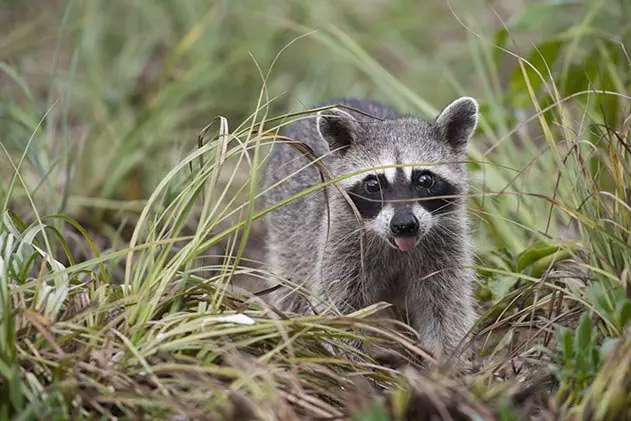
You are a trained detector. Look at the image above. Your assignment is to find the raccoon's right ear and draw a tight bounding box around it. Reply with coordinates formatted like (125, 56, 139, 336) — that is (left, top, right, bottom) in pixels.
(316, 108, 360, 154)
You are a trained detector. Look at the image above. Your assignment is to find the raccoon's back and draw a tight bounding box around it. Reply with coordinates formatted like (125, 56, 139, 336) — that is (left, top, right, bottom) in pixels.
(313, 97, 398, 121)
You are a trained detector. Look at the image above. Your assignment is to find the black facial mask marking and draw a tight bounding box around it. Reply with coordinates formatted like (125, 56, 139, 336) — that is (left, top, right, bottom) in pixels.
(346, 169, 459, 219)
(347, 173, 389, 219)
(411, 169, 459, 214)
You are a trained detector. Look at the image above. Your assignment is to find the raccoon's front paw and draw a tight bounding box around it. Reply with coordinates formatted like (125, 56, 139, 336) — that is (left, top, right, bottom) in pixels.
(370, 346, 408, 370)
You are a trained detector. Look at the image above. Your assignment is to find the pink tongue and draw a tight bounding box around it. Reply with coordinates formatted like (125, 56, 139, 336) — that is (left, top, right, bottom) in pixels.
(394, 237, 417, 252)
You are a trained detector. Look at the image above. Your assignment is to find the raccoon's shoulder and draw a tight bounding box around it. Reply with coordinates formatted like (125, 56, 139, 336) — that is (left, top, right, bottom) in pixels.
(314, 97, 399, 120)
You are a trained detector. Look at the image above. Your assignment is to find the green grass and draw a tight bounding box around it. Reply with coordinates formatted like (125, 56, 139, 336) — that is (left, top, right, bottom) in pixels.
(1, 0, 631, 419)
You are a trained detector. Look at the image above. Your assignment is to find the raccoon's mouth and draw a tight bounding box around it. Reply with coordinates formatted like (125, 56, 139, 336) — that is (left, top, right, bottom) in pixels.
(389, 236, 419, 252)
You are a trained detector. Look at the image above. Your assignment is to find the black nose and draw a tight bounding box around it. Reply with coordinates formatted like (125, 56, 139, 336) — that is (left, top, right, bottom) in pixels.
(390, 212, 419, 236)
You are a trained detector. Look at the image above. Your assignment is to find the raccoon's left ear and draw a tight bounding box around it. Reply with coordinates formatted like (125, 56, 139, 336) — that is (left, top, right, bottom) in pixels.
(316, 108, 360, 154)
(435, 97, 478, 154)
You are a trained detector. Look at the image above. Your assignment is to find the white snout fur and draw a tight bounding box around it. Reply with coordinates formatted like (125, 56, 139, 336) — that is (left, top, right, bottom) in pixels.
(366, 204, 434, 241)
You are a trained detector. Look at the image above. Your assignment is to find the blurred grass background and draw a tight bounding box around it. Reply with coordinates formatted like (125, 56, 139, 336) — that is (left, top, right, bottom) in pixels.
(2, 0, 624, 243)
(1, 0, 518, 210)
(2, 0, 631, 419)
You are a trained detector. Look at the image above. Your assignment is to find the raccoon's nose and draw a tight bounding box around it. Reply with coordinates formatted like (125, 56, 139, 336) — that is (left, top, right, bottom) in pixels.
(390, 213, 419, 236)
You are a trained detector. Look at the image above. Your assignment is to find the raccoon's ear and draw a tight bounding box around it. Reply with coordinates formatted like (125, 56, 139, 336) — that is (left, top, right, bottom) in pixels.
(316, 108, 360, 154)
(435, 97, 478, 153)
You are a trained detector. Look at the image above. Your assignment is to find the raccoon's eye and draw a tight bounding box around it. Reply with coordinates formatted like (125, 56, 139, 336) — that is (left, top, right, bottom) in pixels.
(414, 171, 434, 189)
(363, 177, 381, 194)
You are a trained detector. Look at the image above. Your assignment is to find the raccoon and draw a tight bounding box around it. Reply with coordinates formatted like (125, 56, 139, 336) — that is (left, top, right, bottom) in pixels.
(261, 96, 479, 360)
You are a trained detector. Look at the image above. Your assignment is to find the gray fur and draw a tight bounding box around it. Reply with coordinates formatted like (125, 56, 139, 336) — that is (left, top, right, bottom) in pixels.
(261, 97, 478, 361)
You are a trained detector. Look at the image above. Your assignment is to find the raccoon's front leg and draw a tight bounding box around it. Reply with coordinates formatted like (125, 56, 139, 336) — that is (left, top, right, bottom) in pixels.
(311, 277, 367, 317)
(310, 248, 369, 316)
(405, 280, 475, 362)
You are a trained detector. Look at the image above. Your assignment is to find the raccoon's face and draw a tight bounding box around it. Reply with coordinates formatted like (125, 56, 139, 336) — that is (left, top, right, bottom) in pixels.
(316, 97, 478, 252)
